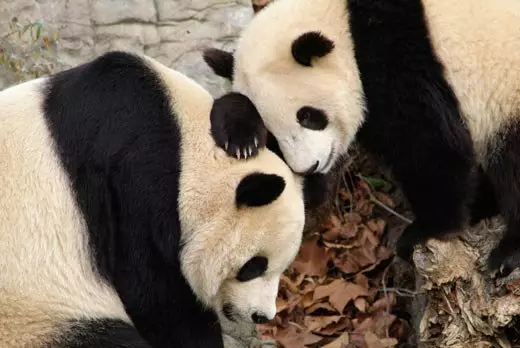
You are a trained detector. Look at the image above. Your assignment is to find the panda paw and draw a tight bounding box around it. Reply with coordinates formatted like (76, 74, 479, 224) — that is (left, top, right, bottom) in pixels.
(211, 92, 268, 160)
(487, 240, 520, 277)
(395, 223, 423, 263)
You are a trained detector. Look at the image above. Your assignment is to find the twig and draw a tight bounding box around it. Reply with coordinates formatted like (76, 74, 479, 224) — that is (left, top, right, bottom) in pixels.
(381, 265, 391, 338)
(377, 287, 421, 298)
(357, 174, 413, 224)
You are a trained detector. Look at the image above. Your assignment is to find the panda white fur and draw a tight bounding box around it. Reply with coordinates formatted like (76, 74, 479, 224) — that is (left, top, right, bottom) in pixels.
(0, 51, 306, 347)
(202, 0, 520, 275)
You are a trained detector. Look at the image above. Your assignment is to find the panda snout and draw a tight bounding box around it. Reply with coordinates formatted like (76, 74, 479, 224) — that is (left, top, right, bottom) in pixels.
(251, 312, 269, 324)
(296, 160, 319, 175)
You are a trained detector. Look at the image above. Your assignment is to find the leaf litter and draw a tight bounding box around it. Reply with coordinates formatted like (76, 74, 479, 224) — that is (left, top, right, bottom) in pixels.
(257, 170, 411, 347)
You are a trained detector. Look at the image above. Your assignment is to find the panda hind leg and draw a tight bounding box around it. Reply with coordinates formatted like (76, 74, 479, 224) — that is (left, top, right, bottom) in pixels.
(485, 124, 520, 275)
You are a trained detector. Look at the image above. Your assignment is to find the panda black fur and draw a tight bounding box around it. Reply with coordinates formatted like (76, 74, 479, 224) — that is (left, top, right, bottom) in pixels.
(202, 0, 520, 274)
(0, 51, 308, 347)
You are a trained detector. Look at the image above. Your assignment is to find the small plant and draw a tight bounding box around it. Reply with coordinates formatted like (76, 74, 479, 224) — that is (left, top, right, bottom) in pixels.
(0, 17, 61, 86)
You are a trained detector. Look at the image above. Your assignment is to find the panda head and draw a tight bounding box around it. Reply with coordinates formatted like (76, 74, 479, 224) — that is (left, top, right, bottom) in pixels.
(180, 156, 305, 325)
(203, 0, 365, 174)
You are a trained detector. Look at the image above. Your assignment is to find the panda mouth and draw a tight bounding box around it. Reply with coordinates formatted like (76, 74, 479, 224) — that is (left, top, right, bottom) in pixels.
(319, 144, 336, 173)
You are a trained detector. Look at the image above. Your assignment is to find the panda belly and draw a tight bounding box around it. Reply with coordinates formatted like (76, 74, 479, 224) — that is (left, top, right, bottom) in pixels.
(0, 79, 133, 347)
(422, 0, 520, 165)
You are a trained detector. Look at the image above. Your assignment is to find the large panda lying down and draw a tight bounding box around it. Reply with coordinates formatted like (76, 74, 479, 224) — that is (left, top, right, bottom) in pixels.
(0, 51, 308, 347)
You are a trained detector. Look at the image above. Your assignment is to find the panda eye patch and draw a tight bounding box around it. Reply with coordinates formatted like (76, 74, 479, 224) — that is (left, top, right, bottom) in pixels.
(236, 256, 268, 282)
(297, 106, 328, 131)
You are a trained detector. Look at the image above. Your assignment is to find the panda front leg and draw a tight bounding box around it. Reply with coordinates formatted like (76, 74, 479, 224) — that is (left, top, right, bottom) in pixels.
(393, 160, 476, 262)
(485, 126, 520, 275)
(210, 93, 268, 160)
(365, 124, 477, 262)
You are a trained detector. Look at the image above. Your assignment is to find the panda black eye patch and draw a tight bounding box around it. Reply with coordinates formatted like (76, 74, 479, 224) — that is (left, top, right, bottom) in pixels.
(297, 106, 328, 131)
(236, 256, 268, 282)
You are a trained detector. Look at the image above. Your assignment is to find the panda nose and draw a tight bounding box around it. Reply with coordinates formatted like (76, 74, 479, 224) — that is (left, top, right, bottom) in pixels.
(251, 312, 269, 324)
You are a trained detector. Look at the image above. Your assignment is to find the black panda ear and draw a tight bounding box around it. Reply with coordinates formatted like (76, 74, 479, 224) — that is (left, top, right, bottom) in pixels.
(203, 48, 235, 81)
(252, 0, 271, 13)
(236, 173, 286, 208)
(291, 31, 335, 67)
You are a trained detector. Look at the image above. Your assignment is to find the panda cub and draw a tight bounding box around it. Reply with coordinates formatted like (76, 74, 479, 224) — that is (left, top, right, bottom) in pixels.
(0, 51, 308, 348)
(203, 0, 520, 275)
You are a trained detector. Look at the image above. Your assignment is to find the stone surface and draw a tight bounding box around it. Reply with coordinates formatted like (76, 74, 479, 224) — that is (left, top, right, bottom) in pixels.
(0, 0, 252, 95)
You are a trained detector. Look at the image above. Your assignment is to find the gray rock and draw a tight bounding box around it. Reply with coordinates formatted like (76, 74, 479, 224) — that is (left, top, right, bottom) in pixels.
(0, 0, 252, 95)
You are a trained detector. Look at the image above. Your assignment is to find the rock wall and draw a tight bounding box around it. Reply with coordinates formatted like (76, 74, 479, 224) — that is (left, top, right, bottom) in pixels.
(0, 0, 253, 95)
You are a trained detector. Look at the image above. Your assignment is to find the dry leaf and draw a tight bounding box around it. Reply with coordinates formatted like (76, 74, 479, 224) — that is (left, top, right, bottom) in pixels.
(340, 222, 358, 238)
(304, 315, 343, 332)
(370, 293, 396, 313)
(276, 297, 289, 313)
(366, 219, 386, 236)
(314, 279, 369, 312)
(306, 301, 337, 315)
(291, 236, 331, 277)
(364, 331, 384, 348)
(322, 332, 350, 348)
(323, 240, 355, 249)
(344, 212, 363, 224)
(373, 192, 395, 208)
(334, 251, 360, 274)
(319, 317, 352, 336)
(354, 298, 368, 312)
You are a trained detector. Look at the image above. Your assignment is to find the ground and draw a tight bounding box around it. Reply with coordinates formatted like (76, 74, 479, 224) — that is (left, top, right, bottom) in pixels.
(257, 149, 520, 348)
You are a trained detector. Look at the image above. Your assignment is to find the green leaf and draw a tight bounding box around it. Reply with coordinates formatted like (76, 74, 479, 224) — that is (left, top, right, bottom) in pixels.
(363, 176, 389, 190)
(36, 26, 42, 39)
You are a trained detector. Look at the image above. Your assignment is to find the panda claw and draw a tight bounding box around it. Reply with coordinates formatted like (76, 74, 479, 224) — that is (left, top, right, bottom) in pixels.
(224, 142, 229, 151)
(254, 137, 259, 148)
(236, 148, 241, 159)
(248, 146, 253, 157)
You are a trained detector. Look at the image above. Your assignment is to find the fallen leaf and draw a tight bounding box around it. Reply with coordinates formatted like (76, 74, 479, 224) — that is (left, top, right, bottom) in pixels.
(304, 315, 343, 332)
(364, 331, 384, 348)
(314, 279, 369, 312)
(291, 236, 331, 277)
(373, 192, 395, 208)
(344, 212, 363, 224)
(364, 332, 398, 348)
(358, 226, 380, 247)
(323, 240, 356, 249)
(370, 293, 396, 313)
(319, 317, 352, 336)
(322, 332, 350, 348)
(355, 274, 370, 290)
(306, 301, 337, 315)
(366, 219, 386, 236)
(354, 297, 368, 312)
(340, 222, 358, 238)
(302, 292, 314, 308)
(334, 251, 361, 274)
(276, 297, 289, 313)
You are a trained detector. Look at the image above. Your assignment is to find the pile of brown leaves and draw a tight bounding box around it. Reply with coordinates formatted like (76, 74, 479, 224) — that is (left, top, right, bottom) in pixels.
(258, 174, 411, 347)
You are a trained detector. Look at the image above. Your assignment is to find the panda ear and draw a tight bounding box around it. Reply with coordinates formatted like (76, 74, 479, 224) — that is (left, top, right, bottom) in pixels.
(203, 48, 235, 81)
(252, 0, 271, 13)
(291, 31, 335, 67)
(236, 173, 286, 208)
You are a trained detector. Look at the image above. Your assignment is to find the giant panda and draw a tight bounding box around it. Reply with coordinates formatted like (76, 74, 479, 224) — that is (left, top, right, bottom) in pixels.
(0, 51, 308, 347)
(202, 0, 520, 275)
